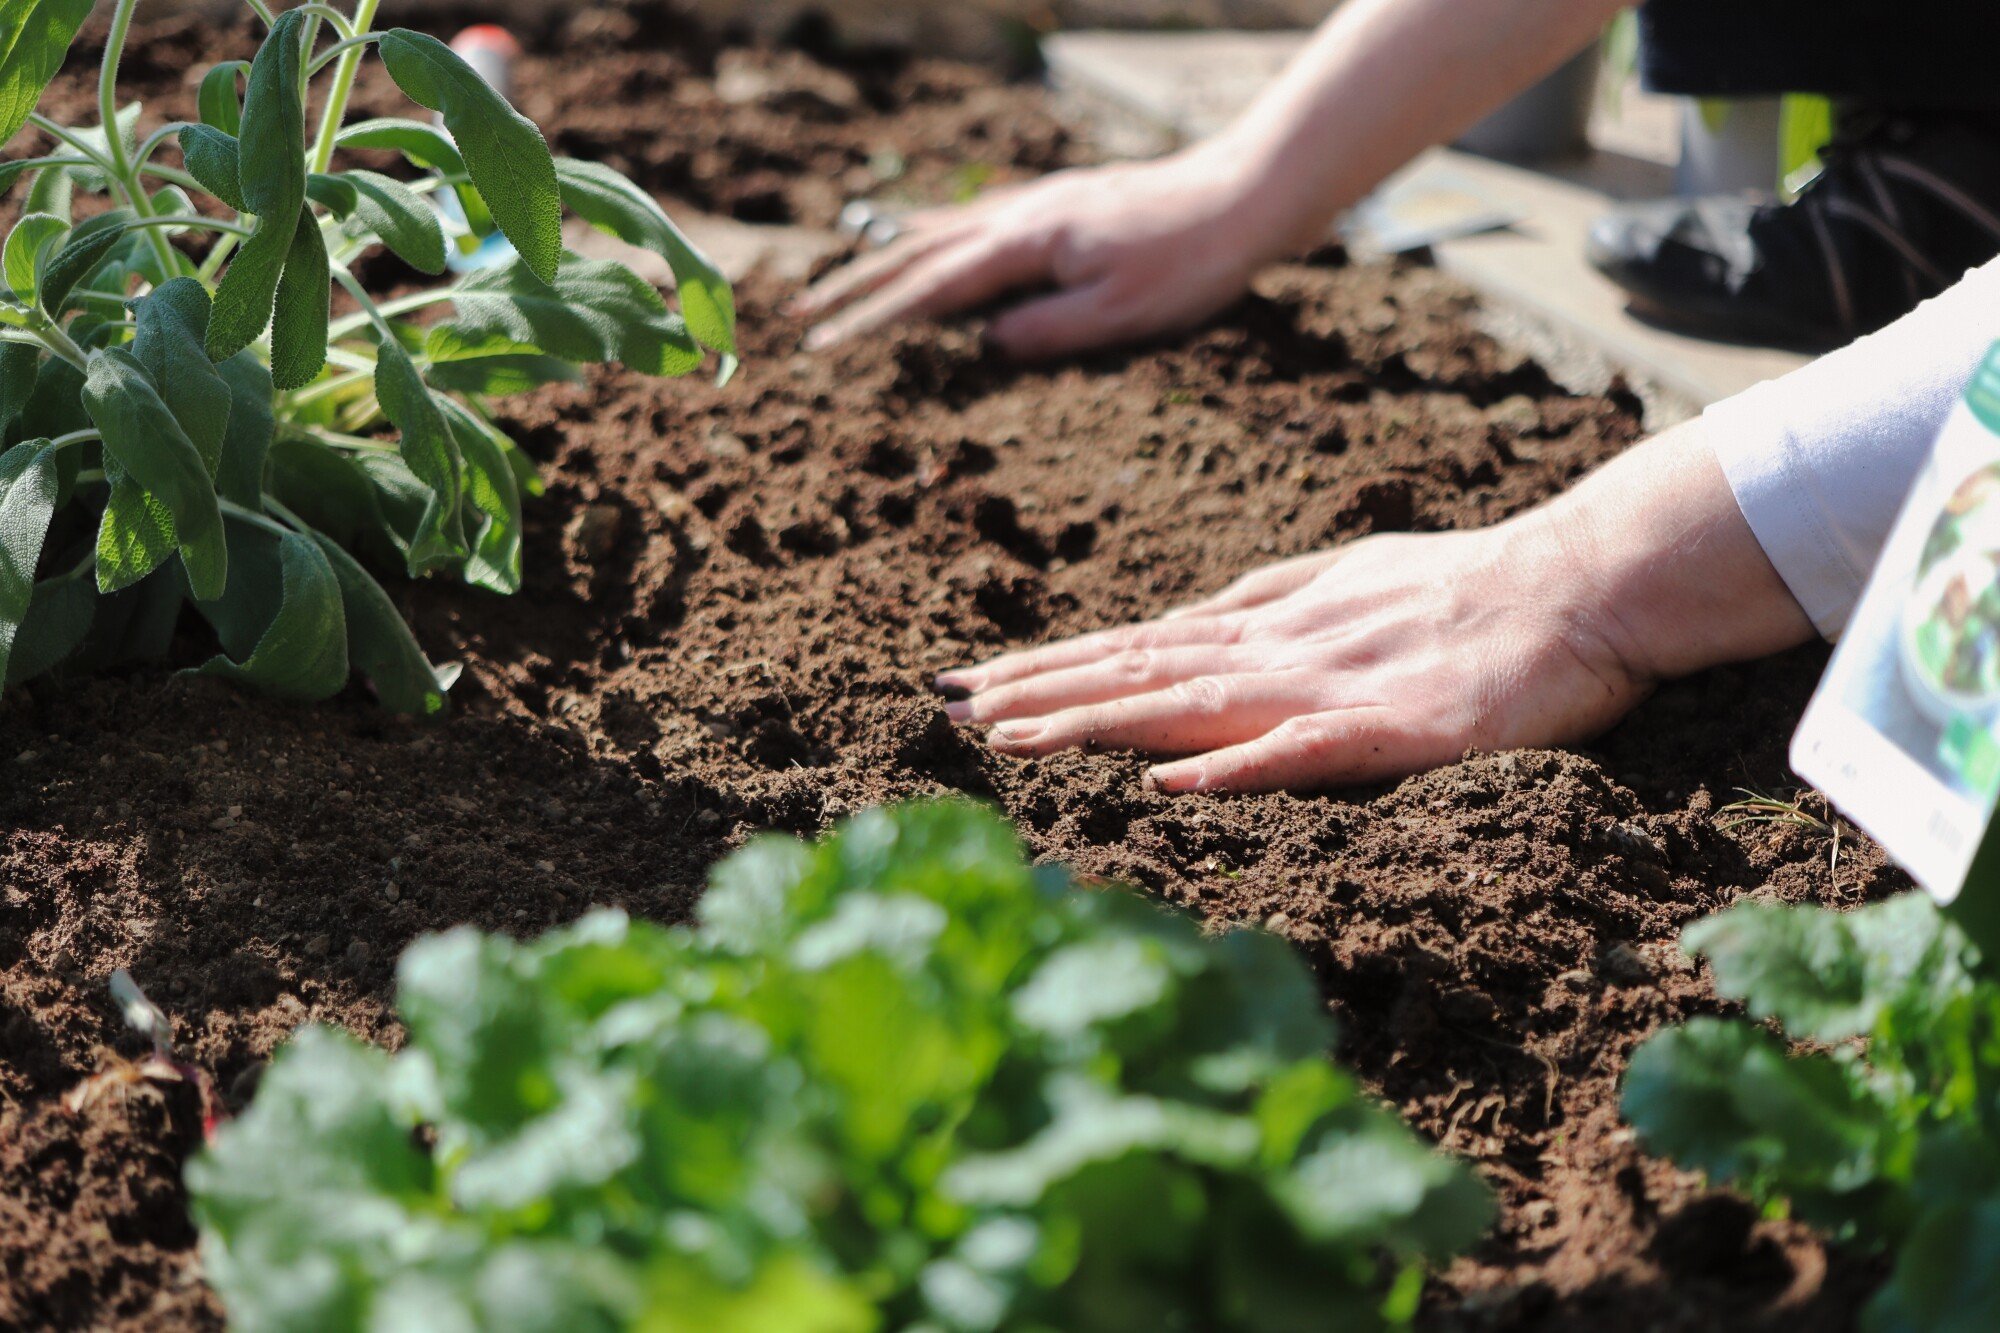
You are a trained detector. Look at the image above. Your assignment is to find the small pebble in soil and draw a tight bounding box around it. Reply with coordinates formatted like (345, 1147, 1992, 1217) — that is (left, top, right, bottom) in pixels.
(568, 504, 625, 563)
(1598, 943, 1651, 986)
(305, 934, 330, 958)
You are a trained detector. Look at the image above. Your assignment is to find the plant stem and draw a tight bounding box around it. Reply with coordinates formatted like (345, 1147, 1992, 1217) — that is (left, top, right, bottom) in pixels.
(330, 264, 400, 344)
(47, 429, 103, 452)
(310, 0, 382, 175)
(327, 288, 452, 340)
(30, 319, 88, 371)
(26, 115, 115, 172)
(97, 0, 139, 181)
(307, 33, 381, 78)
(294, 426, 397, 453)
(220, 497, 298, 539)
(2, 153, 97, 177)
(138, 164, 203, 193)
(243, 0, 277, 26)
(284, 366, 373, 409)
(262, 497, 320, 540)
(129, 214, 256, 239)
(96, 0, 186, 281)
(291, 5, 356, 39)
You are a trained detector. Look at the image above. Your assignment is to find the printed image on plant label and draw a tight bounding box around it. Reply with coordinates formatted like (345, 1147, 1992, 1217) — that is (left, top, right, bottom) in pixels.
(1794, 343, 2000, 900)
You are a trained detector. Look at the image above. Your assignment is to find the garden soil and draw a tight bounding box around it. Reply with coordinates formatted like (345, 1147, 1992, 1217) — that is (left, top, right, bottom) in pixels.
(1, 7, 1898, 1330)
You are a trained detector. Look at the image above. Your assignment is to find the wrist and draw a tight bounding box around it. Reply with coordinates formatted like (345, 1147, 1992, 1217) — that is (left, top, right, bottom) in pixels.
(1187, 128, 1329, 266)
(1529, 420, 1817, 686)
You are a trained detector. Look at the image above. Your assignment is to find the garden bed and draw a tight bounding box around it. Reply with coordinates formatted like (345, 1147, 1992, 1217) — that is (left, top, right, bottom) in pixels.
(1, 7, 1897, 1330)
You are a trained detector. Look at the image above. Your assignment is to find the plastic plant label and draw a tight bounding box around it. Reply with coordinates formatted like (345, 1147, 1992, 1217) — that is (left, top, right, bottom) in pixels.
(1793, 342, 2000, 902)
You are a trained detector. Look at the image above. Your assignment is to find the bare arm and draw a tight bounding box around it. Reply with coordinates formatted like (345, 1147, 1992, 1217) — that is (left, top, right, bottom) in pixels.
(797, 0, 1629, 356)
(1224, 0, 1632, 251)
(936, 421, 1815, 793)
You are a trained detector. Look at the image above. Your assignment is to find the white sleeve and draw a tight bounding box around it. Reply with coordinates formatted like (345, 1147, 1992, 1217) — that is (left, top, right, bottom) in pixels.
(1706, 256, 2000, 640)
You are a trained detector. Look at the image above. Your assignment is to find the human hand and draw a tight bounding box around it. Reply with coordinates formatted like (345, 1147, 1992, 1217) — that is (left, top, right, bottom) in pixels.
(932, 521, 1649, 794)
(933, 421, 1818, 795)
(792, 142, 1302, 359)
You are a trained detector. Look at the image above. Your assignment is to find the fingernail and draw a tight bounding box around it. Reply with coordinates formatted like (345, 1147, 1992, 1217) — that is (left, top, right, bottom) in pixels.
(932, 674, 972, 702)
(1146, 764, 1199, 794)
(988, 721, 1044, 751)
(803, 326, 836, 352)
(943, 700, 974, 723)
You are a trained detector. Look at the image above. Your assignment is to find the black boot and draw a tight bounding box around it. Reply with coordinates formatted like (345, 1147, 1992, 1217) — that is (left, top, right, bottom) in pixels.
(1587, 109, 2000, 351)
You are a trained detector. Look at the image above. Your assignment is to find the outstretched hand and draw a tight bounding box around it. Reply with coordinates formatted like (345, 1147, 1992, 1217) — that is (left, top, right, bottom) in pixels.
(791, 144, 1302, 359)
(933, 423, 1818, 794)
(935, 524, 1649, 793)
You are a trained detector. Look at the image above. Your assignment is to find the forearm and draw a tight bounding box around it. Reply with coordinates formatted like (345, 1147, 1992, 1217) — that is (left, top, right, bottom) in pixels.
(1218, 0, 1629, 256)
(1534, 418, 1817, 682)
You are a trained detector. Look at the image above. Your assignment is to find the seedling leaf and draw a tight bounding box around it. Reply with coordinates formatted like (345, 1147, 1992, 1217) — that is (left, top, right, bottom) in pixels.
(193, 519, 348, 701)
(0, 0, 95, 147)
(308, 170, 447, 275)
(2, 213, 65, 305)
(308, 531, 454, 716)
(214, 353, 273, 510)
(0, 438, 61, 684)
(4, 566, 92, 684)
(269, 213, 329, 392)
(207, 11, 308, 361)
(378, 30, 562, 284)
(40, 209, 132, 316)
(430, 254, 702, 377)
(372, 337, 466, 574)
(333, 117, 467, 176)
(177, 123, 246, 212)
(555, 157, 737, 356)
(193, 804, 1489, 1328)
(197, 61, 246, 135)
(131, 279, 231, 475)
(439, 398, 522, 594)
(82, 349, 227, 600)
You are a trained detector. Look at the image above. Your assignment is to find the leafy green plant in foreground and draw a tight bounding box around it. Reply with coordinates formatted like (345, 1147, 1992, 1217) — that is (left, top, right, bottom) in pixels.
(0, 0, 733, 712)
(190, 802, 1491, 1332)
(1624, 893, 2000, 1331)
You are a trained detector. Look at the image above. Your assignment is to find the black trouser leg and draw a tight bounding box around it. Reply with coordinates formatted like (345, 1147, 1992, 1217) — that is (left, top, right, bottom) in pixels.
(1639, 0, 2000, 109)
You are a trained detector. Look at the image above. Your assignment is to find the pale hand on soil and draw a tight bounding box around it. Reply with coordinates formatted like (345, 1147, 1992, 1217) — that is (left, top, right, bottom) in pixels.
(939, 420, 1819, 792)
(793, 142, 1294, 359)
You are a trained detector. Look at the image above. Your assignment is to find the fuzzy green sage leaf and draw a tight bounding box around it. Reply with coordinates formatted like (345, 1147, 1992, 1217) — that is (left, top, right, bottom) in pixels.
(377, 30, 561, 285)
(82, 349, 227, 601)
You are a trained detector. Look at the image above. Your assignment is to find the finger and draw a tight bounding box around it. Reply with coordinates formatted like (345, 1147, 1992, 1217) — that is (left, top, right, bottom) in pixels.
(986, 279, 1140, 361)
(1161, 550, 1338, 620)
(947, 644, 1260, 725)
(789, 225, 969, 319)
(804, 232, 1051, 351)
(1145, 707, 1426, 794)
(901, 182, 1030, 232)
(985, 671, 1319, 759)
(937, 612, 1253, 695)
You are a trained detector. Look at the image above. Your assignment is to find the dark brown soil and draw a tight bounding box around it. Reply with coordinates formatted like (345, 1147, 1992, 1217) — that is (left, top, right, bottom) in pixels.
(2, 8, 1898, 1331)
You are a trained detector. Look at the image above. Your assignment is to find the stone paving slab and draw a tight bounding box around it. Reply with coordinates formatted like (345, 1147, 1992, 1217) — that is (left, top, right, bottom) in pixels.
(1044, 29, 1813, 409)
